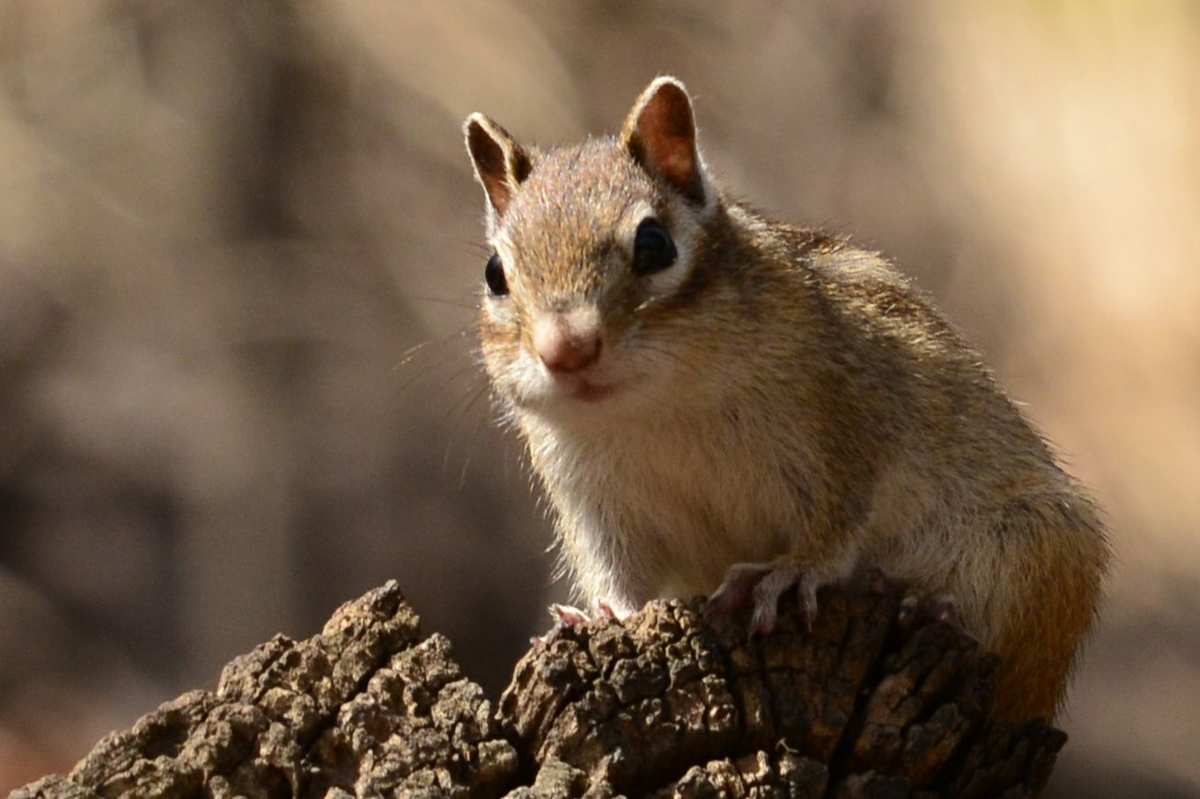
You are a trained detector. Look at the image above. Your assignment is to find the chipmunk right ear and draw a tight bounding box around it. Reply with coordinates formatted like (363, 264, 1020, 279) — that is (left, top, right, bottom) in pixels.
(621, 77, 707, 206)
(464, 113, 532, 223)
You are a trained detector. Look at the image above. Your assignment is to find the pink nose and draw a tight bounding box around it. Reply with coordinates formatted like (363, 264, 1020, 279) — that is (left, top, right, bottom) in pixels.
(533, 315, 601, 374)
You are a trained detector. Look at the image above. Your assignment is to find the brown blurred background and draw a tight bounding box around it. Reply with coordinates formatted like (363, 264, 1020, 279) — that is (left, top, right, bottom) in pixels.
(1, 1, 1197, 796)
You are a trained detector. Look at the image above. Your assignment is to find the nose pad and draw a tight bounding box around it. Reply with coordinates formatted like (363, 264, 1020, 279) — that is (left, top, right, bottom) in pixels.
(533, 315, 602, 374)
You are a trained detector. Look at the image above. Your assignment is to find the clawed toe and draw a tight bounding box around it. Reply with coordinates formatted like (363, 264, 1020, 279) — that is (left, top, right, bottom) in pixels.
(898, 592, 967, 634)
(749, 564, 802, 634)
(704, 563, 771, 619)
(535, 601, 619, 646)
(705, 560, 822, 637)
(550, 603, 591, 627)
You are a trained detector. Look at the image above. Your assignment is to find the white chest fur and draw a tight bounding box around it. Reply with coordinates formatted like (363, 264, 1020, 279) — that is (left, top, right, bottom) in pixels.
(520, 410, 808, 610)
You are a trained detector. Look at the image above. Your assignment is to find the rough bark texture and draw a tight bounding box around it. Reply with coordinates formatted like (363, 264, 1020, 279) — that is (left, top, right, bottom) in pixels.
(12, 582, 518, 799)
(13, 580, 1066, 798)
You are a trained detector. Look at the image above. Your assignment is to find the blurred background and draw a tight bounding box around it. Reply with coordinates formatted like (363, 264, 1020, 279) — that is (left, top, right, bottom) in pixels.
(0, 1, 1197, 796)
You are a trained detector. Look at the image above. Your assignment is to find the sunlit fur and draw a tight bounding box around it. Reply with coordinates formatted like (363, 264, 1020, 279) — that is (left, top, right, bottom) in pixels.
(467, 82, 1109, 722)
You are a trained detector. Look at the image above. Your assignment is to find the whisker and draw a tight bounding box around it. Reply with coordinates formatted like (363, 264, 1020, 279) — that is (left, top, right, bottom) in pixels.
(441, 378, 491, 476)
(447, 238, 492, 256)
(633, 341, 706, 381)
(455, 387, 493, 489)
(400, 293, 479, 311)
(412, 361, 484, 401)
(441, 371, 490, 421)
(393, 322, 477, 372)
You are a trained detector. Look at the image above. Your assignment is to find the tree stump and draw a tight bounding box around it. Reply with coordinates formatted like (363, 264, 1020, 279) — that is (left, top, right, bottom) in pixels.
(12, 579, 1066, 798)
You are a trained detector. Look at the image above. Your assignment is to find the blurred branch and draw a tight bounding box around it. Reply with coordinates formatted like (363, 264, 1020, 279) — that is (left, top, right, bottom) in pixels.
(12, 578, 1064, 798)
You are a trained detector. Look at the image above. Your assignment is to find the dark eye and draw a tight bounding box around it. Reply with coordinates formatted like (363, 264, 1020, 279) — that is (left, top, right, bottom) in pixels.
(484, 253, 508, 296)
(632, 218, 677, 275)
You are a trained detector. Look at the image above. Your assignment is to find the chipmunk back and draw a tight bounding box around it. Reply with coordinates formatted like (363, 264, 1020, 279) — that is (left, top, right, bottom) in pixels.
(463, 77, 1109, 721)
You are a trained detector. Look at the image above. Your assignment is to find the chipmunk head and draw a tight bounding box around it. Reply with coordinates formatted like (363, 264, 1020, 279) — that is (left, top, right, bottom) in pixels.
(465, 77, 735, 424)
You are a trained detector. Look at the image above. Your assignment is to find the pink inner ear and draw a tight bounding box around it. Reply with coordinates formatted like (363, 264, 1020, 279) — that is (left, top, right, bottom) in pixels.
(636, 86, 704, 205)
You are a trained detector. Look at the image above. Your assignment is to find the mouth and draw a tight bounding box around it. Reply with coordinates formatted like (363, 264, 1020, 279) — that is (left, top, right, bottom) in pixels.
(541, 372, 620, 404)
(569, 380, 618, 403)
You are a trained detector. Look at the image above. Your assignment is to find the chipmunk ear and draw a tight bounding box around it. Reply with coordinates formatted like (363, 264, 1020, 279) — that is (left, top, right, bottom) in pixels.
(621, 77, 707, 206)
(464, 113, 532, 222)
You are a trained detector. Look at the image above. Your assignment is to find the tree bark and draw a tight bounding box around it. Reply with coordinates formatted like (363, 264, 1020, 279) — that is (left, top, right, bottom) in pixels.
(12, 579, 1065, 798)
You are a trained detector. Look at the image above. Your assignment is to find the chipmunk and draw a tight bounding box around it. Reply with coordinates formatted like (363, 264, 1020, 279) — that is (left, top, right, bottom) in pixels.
(462, 77, 1109, 722)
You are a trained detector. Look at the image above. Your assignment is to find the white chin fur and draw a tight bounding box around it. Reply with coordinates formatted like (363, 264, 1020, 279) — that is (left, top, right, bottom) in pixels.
(511, 361, 623, 411)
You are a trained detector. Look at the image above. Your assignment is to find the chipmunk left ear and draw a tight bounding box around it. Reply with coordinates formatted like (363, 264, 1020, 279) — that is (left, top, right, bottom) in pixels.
(464, 113, 532, 225)
(620, 77, 707, 206)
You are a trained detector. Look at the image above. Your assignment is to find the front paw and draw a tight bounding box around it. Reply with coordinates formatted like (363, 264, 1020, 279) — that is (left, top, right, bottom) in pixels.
(704, 558, 825, 636)
(551, 601, 618, 626)
(898, 592, 970, 638)
(531, 601, 619, 648)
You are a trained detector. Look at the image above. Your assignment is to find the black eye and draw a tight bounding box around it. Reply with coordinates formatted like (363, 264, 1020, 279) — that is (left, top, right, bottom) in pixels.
(632, 218, 677, 275)
(485, 253, 508, 296)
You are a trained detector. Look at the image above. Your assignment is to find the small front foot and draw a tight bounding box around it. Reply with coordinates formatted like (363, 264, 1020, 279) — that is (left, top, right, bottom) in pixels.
(550, 601, 617, 625)
(705, 558, 823, 636)
(549, 603, 592, 628)
(898, 592, 968, 635)
(532, 601, 619, 648)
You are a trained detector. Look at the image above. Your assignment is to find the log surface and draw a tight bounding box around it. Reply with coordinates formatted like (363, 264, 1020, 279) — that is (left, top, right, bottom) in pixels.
(12, 580, 1066, 798)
